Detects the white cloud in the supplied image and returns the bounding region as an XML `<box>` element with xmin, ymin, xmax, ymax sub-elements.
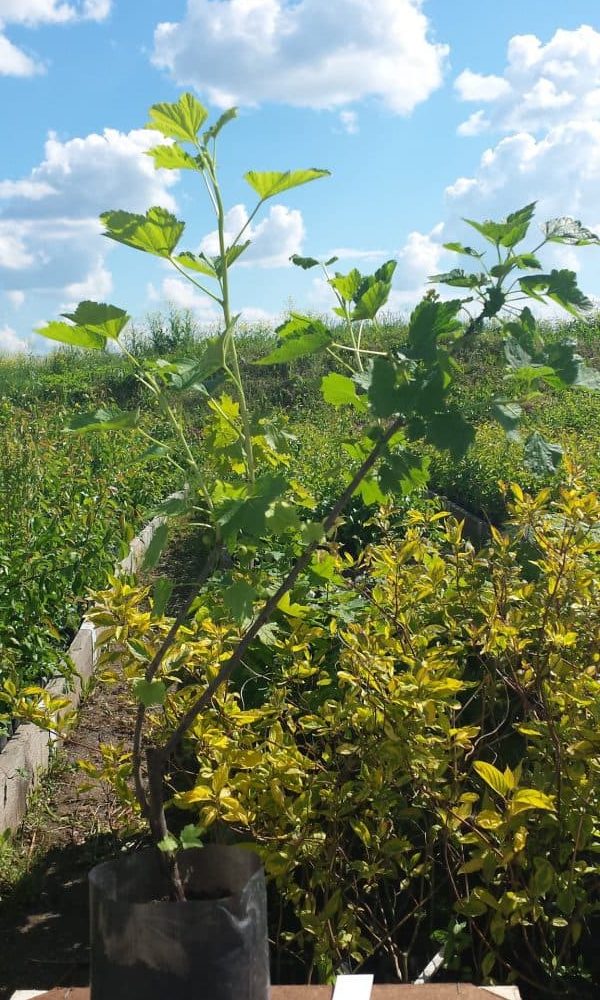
<box><xmin>152</xmin><ymin>0</ymin><xmax>448</xmax><ymax>114</ymax></box>
<box><xmin>6</xmin><ymin>289</ymin><xmax>25</xmax><ymax>308</ymax></box>
<box><xmin>327</xmin><ymin>247</ymin><xmax>388</xmax><ymax>262</ymax></box>
<box><xmin>0</xmin><ymin>0</ymin><xmax>111</xmax><ymax>76</ymax></box>
<box><xmin>0</xmin><ymin>127</ymin><xmax>177</xmax><ymax>309</ymax></box>
<box><xmin>339</xmin><ymin>110</ymin><xmax>359</xmax><ymax>135</ymax></box>
<box><xmin>200</xmin><ymin>203</ymin><xmax>306</xmax><ymax>268</ymax></box>
<box><xmin>0</xmin><ymin>324</ymin><xmax>29</xmax><ymax>353</ymax></box>
<box><xmin>455</xmin><ymin>69</ymin><xmax>511</xmax><ymax>103</ymax></box>
<box><xmin>0</xmin><ymin>32</ymin><xmax>41</xmax><ymax>75</ymax></box>
<box><xmin>455</xmin><ymin>25</ymin><xmax>600</xmax><ymax>135</ymax></box>
<box><xmin>0</xmin><ymin>1</ymin><xmax>111</xmax><ymax>26</ymax></box>
<box><xmin>457</xmin><ymin>110</ymin><xmax>489</xmax><ymax>137</ymax></box>
<box><xmin>159</xmin><ymin>277</ymin><xmax>220</xmax><ymax>320</ymax></box>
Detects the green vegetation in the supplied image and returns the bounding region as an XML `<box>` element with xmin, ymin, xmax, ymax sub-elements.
<box><xmin>2</xmin><ymin>92</ymin><xmax>600</xmax><ymax>999</ymax></box>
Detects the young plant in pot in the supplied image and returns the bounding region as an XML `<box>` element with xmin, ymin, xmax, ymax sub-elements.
<box><xmin>14</xmin><ymin>91</ymin><xmax>600</xmax><ymax>996</ymax></box>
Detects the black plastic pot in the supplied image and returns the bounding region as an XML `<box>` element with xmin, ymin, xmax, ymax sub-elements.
<box><xmin>89</xmin><ymin>844</ymin><xmax>270</xmax><ymax>1000</ymax></box>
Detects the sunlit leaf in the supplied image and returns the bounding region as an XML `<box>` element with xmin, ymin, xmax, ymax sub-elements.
<box><xmin>36</xmin><ymin>321</ymin><xmax>106</xmax><ymax>351</ymax></box>
<box><xmin>244</xmin><ymin>168</ymin><xmax>330</xmax><ymax>201</ymax></box>
<box><xmin>61</xmin><ymin>301</ymin><xmax>129</xmax><ymax>340</ymax></box>
<box><xmin>203</xmin><ymin>107</ymin><xmax>238</xmax><ymax>143</ymax></box>
<box><xmin>146</xmin><ymin>93</ymin><xmax>208</xmax><ymax>143</ymax></box>
<box><xmin>101</xmin><ymin>206</ymin><xmax>185</xmax><ymax>258</ymax></box>
<box><xmin>146</xmin><ymin>144</ymin><xmax>199</xmax><ymax>171</ymax></box>
<box><xmin>133</xmin><ymin>678</ymin><xmax>167</xmax><ymax>708</ymax></box>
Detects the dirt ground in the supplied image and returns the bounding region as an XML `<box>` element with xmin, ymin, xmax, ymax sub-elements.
<box><xmin>0</xmin><ymin>680</ymin><xmax>140</xmax><ymax>1000</ymax></box>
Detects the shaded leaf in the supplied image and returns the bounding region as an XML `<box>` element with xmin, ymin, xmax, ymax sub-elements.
<box><xmin>255</xmin><ymin>315</ymin><xmax>331</xmax><ymax>365</ymax></box>
<box><xmin>290</xmin><ymin>254</ymin><xmax>321</xmax><ymax>270</ymax></box>
<box><xmin>368</xmin><ymin>357</ymin><xmax>402</xmax><ymax>417</ymax></box>
<box><xmin>142</xmin><ymin>522</ymin><xmax>169</xmax><ymax>572</ymax></box>
<box><xmin>203</xmin><ymin>107</ymin><xmax>238</xmax><ymax>143</ymax></box>
<box><xmin>67</xmin><ymin>408</ymin><xmax>140</xmax><ymax>434</ymax></box>
<box><xmin>424</xmin><ymin>408</ymin><xmax>475</xmax><ymax>459</ymax></box>
<box><xmin>429</xmin><ymin>269</ymin><xmax>486</xmax><ymax>289</ymax></box>
<box><xmin>223</xmin><ymin>580</ymin><xmax>256</xmax><ymax>623</ymax></box>
<box><xmin>133</xmin><ymin>678</ymin><xmax>167</xmax><ymax>708</ymax></box>
<box><xmin>408</xmin><ymin>298</ymin><xmax>462</xmax><ymax>362</ymax></box>
<box><xmin>174</xmin><ymin>251</ymin><xmax>218</xmax><ymax>278</ymax></box>
<box><xmin>524</xmin><ymin>432</ymin><xmax>563</xmax><ymax>474</ymax></box>
<box><xmin>152</xmin><ymin>578</ymin><xmax>173</xmax><ymax>618</ymax></box>
<box><xmin>492</xmin><ymin>400</ymin><xmax>522</xmax><ymax>442</ymax></box>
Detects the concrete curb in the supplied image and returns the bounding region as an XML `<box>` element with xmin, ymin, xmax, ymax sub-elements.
<box><xmin>0</xmin><ymin>510</ymin><xmax>167</xmax><ymax>835</ymax></box>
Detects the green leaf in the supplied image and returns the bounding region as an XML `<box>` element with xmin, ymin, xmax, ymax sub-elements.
<box><xmin>101</xmin><ymin>206</ymin><xmax>185</xmax><ymax>258</ymax></box>
<box><xmin>545</xmin><ymin>341</ymin><xmax>581</xmax><ymax>385</ymax></box>
<box><xmin>61</xmin><ymin>301</ymin><xmax>129</xmax><ymax>340</ymax></box>
<box><xmin>244</xmin><ymin>168</ymin><xmax>330</xmax><ymax>201</ymax></box>
<box><xmin>188</xmin><ymin>333</ymin><xmax>226</xmax><ymax>386</ymax></box>
<box><xmin>203</xmin><ymin>107</ymin><xmax>238</xmax><ymax>143</ymax></box>
<box><xmin>142</xmin><ymin>522</ymin><xmax>169</xmax><ymax>572</ymax></box>
<box><xmin>152</xmin><ymin>577</ymin><xmax>173</xmax><ymax>618</ymax></box>
<box><xmin>443</xmin><ymin>242</ymin><xmax>484</xmax><ymax>259</ymax></box>
<box><xmin>223</xmin><ymin>580</ymin><xmax>256</xmax><ymax>623</ymax></box>
<box><xmin>519</xmin><ymin>270</ymin><xmax>592</xmax><ymax>315</ymax></box>
<box><xmin>464</xmin><ymin>202</ymin><xmax>536</xmax><ymax>248</ymax></box>
<box><xmin>352</xmin><ymin>280</ymin><xmax>391</xmax><ymax>320</ymax></box>
<box><xmin>321</xmin><ymin>372</ymin><xmax>365</xmax><ymax>410</ymax></box>
<box><xmin>174</xmin><ymin>251</ymin><xmax>218</xmax><ymax>278</ymax></box>
<box><xmin>146</xmin><ymin>144</ymin><xmax>199</xmax><ymax>171</ymax></box>
<box><xmin>329</xmin><ymin>269</ymin><xmax>362</xmax><ymax>302</ymax></box>
<box><xmin>66</xmin><ymin>408</ymin><xmax>140</xmax><ymax>434</ymax></box>
<box><xmin>544</xmin><ymin>217</ymin><xmax>600</xmax><ymax>246</ymax></box>
<box><xmin>504</xmin><ymin>337</ymin><xmax>532</xmax><ymax>370</ymax></box>
<box><xmin>215</xmin><ymin>241</ymin><xmax>251</xmax><ymax>276</ymax></box>
<box><xmin>290</xmin><ymin>254</ymin><xmax>321</xmax><ymax>270</ymax></box>
<box><xmin>524</xmin><ymin>432</ymin><xmax>563</xmax><ymax>474</ymax></box>
<box><xmin>255</xmin><ymin>315</ymin><xmax>331</xmax><ymax>365</ymax></box>
<box><xmin>424</xmin><ymin>408</ymin><xmax>475</xmax><ymax>459</ymax></box>
<box><xmin>492</xmin><ymin>400</ymin><xmax>522</xmax><ymax>442</ymax></box>
<box><xmin>408</xmin><ymin>299</ymin><xmax>462</xmax><ymax>362</ymax></box>
<box><xmin>429</xmin><ymin>269</ymin><xmax>486</xmax><ymax>289</ymax></box>
<box><xmin>36</xmin><ymin>320</ymin><xmax>106</xmax><ymax>351</ymax></box>
<box><xmin>133</xmin><ymin>678</ymin><xmax>167</xmax><ymax>708</ymax></box>
<box><xmin>180</xmin><ymin>824</ymin><xmax>205</xmax><ymax>848</ymax></box>
<box><xmin>217</xmin><ymin>474</ymin><xmax>288</xmax><ymax>541</ymax></box>
<box><xmin>368</xmin><ymin>357</ymin><xmax>402</xmax><ymax>417</ymax></box>
<box><xmin>146</xmin><ymin>93</ymin><xmax>208</xmax><ymax>143</ymax></box>
<box><xmin>379</xmin><ymin>451</ymin><xmax>430</xmax><ymax>496</ymax></box>
<box><xmin>511</xmin><ymin>788</ymin><xmax>556</xmax><ymax>813</ymax></box>
<box><xmin>473</xmin><ymin>761</ymin><xmax>513</xmax><ymax>797</ymax></box>
<box><xmin>157</xmin><ymin>833</ymin><xmax>179</xmax><ymax>853</ymax></box>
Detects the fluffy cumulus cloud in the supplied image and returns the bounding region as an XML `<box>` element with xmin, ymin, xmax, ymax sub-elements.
<box><xmin>446</xmin><ymin>25</ymin><xmax>600</xmax><ymax>299</ymax></box>
<box><xmin>0</xmin><ymin>324</ymin><xmax>29</xmax><ymax>353</ymax></box>
<box><xmin>0</xmin><ymin>127</ymin><xmax>177</xmax><ymax>318</ymax></box>
<box><xmin>200</xmin><ymin>203</ymin><xmax>306</xmax><ymax>267</ymax></box>
<box><xmin>152</xmin><ymin>0</ymin><xmax>448</xmax><ymax>114</ymax></box>
<box><xmin>0</xmin><ymin>0</ymin><xmax>111</xmax><ymax>76</ymax></box>
<box><xmin>455</xmin><ymin>24</ymin><xmax>600</xmax><ymax>136</ymax></box>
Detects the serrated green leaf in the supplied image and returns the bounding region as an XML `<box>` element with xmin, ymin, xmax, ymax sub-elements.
<box><xmin>101</xmin><ymin>206</ymin><xmax>185</xmax><ymax>258</ymax></box>
<box><xmin>146</xmin><ymin>144</ymin><xmax>199</xmax><ymax>171</ymax></box>
<box><xmin>329</xmin><ymin>269</ymin><xmax>362</xmax><ymax>302</ymax></box>
<box><xmin>379</xmin><ymin>451</ymin><xmax>430</xmax><ymax>495</ymax></box>
<box><xmin>174</xmin><ymin>251</ymin><xmax>218</xmax><ymax>278</ymax></box>
<box><xmin>443</xmin><ymin>242</ymin><xmax>484</xmax><ymax>259</ymax></box>
<box><xmin>66</xmin><ymin>408</ymin><xmax>139</xmax><ymax>433</ymax></box>
<box><xmin>424</xmin><ymin>408</ymin><xmax>475</xmax><ymax>459</ymax></box>
<box><xmin>142</xmin><ymin>522</ymin><xmax>169</xmax><ymax>571</ymax></box>
<box><xmin>544</xmin><ymin>216</ymin><xmax>600</xmax><ymax>246</ymax></box>
<box><xmin>352</xmin><ymin>280</ymin><xmax>391</xmax><ymax>320</ymax></box>
<box><xmin>464</xmin><ymin>202</ymin><xmax>536</xmax><ymax>248</ymax></box>
<box><xmin>180</xmin><ymin>824</ymin><xmax>205</xmax><ymax>848</ymax></box>
<box><xmin>244</xmin><ymin>168</ymin><xmax>330</xmax><ymax>201</ymax></box>
<box><xmin>504</xmin><ymin>337</ymin><xmax>533</xmax><ymax>370</ymax></box>
<box><xmin>519</xmin><ymin>270</ymin><xmax>592</xmax><ymax>315</ymax></box>
<box><xmin>255</xmin><ymin>315</ymin><xmax>331</xmax><ymax>365</ymax></box>
<box><xmin>157</xmin><ymin>833</ymin><xmax>179</xmax><ymax>853</ymax></box>
<box><xmin>223</xmin><ymin>579</ymin><xmax>256</xmax><ymax>623</ymax></box>
<box><xmin>524</xmin><ymin>432</ymin><xmax>563</xmax><ymax>474</ymax></box>
<box><xmin>133</xmin><ymin>678</ymin><xmax>167</xmax><ymax>708</ymax></box>
<box><xmin>321</xmin><ymin>372</ymin><xmax>365</xmax><ymax>410</ymax></box>
<box><xmin>492</xmin><ymin>400</ymin><xmax>522</xmax><ymax>442</ymax></box>
<box><xmin>146</xmin><ymin>93</ymin><xmax>208</xmax><ymax>143</ymax></box>
<box><xmin>429</xmin><ymin>269</ymin><xmax>486</xmax><ymax>289</ymax></box>
<box><xmin>215</xmin><ymin>241</ymin><xmax>251</xmax><ymax>276</ymax></box>
<box><xmin>408</xmin><ymin>299</ymin><xmax>462</xmax><ymax>362</ymax></box>
<box><xmin>203</xmin><ymin>107</ymin><xmax>238</xmax><ymax>143</ymax></box>
<box><xmin>290</xmin><ymin>254</ymin><xmax>321</xmax><ymax>270</ymax></box>
<box><xmin>36</xmin><ymin>320</ymin><xmax>106</xmax><ymax>351</ymax></box>
<box><xmin>368</xmin><ymin>357</ymin><xmax>402</xmax><ymax>418</ymax></box>
<box><xmin>61</xmin><ymin>301</ymin><xmax>129</xmax><ymax>340</ymax></box>
<box><xmin>217</xmin><ymin>474</ymin><xmax>287</xmax><ymax>541</ymax></box>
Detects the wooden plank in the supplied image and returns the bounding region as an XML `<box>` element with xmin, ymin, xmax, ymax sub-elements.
<box><xmin>28</xmin><ymin>984</ymin><xmax>521</xmax><ymax>999</ymax></box>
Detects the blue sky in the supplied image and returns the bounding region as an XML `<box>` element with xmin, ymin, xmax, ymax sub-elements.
<box><xmin>1</xmin><ymin>0</ymin><xmax>600</xmax><ymax>352</ymax></box>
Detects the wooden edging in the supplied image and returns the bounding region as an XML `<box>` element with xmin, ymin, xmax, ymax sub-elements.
<box><xmin>0</xmin><ymin>510</ymin><xmax>168</xmax><ymax>835</ymax></box>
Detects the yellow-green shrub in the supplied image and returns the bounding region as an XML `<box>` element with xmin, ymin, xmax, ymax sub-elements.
<box><xmin>80</xmin><ymin>472</ymin><xmax>600</xmax><ymax>993</ymax></box>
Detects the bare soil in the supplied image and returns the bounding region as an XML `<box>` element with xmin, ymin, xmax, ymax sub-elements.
<box><xmin>0</xmin><ymin>679</ymin><xmax>141</xmax><ymax>999</ymax></box>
